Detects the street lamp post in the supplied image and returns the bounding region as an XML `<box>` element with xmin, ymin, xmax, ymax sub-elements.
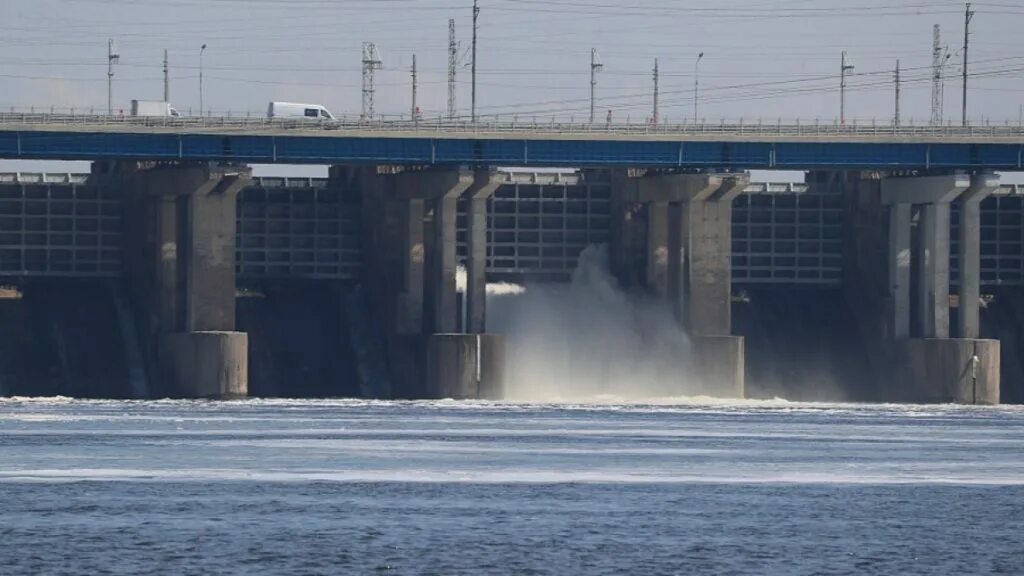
<box><xmin>840</xmin><ymin>51</ymin><xmax>855</xmax><ymax>125</ymax></box>
<box><xmin>107</xmin><ymin>39</ymin><xmax>120</xmax><ymax>116</ymax></box>
<box><xmin>590</xmin><ymin>48</ymin><xmax>603</xmax><ymax>123</ymax></box>
<box><xmin>693</xmin><ymin>52</ymin><xmax>704</xmax><ymax>123</ymax></box>
<box><xmin>199</xmin><ymin>44</ymin><xmax>207</xmax><ymax>117</ymax></box>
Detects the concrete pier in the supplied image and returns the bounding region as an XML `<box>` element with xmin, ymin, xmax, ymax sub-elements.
<box><xmin>359</xmin><ymin>166</ymin><xmax>505</xmax><ymax>399</ymax></box>
<box><xmin>426</xmin><ymin>333</ymin><xmax>506</xmax><ymax>399</ymax></box>
<box><xmin>613</xmin><ymin>171</ymin><xmax>748</xmax><ymax>398</ymax></box>
<box><xmin>844</xmin><ymin>171</ymin><xmax>1001</xmax><ymax>404</ymax></box>
<box><xmin>881</xmin><ymin>173</ymin><xmax>968</xmax><ymax>339</ymax></box>
<box><xmin>120</xmin><ymin>163</ymin><xmax>251</xmax><ymax>399</ymax></box>
<box><xmin>897</xmin><ymin>338</ymin><xmax>1000</xmax><ymax>404</ymax></box>
<box><xmin>958</xmin><ymin>173</ymin><xmax>1000</xmax><ymax>339</ymax></box>
<box><xmin>465</xmin><ymin>170</ymin><xmax>503</xmax><ymax>335</ymax></box>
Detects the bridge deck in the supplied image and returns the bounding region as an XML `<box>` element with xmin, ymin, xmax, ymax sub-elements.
<box><xmin>1</xmin><ymin>115</ymin><xmax>1023</xmax><ymax>169</ymax></box>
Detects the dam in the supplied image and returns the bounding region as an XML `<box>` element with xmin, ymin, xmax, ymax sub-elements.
<box><xmin>0</xmin><ymin>162</ymin><xmax>1021</xmax><ymax>404</ymax></box>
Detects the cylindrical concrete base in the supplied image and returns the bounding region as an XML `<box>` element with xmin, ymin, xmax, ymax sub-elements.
<box><xmin>895</xmin><ymin>338</ymin><xmax>1000</xmax><ymax>404</ymax></box>
<box><xmin>692</xmin><ymin>335</ymin><xmax>745</xmax><ymax>399</ymax></box>
<box><xmin>425</xmin><ymin>333</ymin><xmax>506</xmax><ymax>400</ymax></box>
<box><xmin>161</xmin><ymin>331</ymin><xmax>248</xmax><ymax>399</ymax></box>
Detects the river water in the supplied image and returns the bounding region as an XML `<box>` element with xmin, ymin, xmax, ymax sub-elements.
<box><xmin>1</xmin><ymin>398</ymin><xmax>1023</xmax><ymax>575</ymax></box>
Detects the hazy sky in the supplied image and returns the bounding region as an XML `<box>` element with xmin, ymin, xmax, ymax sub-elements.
<box><xmin>1</xmin><ymin>0</ymin><xmax>1022</xmax><ymax>176</ymax></box>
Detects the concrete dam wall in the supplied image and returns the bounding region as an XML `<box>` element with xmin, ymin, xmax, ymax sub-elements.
<box><xmin>0</xmin><ymin>166</ymin><xmax>1022</xmax><ymax>403</ymax></box>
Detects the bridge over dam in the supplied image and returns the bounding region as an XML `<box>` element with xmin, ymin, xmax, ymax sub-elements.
<box><xmin>1</xmin><ymin>115</ymin><xmax>1024</xmax><ymax>404</ymax></box>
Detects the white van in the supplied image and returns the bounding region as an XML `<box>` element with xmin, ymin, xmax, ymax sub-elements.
<box><xmin>267</xmin><ymin>102</ymin><xmax>335</xmax><ymax>120</ymax></box>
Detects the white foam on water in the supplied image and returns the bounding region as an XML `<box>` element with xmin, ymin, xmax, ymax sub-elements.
<box><xmin>3</xmin><ymin>467</ymin><xmax>1023</xmax><ymax>486</ymax></box>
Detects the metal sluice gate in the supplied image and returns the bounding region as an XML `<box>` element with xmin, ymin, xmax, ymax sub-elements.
<box><xmin>0</xmin><ymin>172</ymin><xmax>1022</xmax><ymax>287</ymax></box>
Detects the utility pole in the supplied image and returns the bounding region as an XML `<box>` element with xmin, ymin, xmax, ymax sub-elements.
<box><xmin>652</xmin><ymin>58</ymin><xmax>659</xmax><ymax>125</ymax></box>
<box><xmin>199</xmin><ymin>44</ymin><xmax>207</xmax><ymax>117</ymax></box>
<box><xmin>448</xmin><ymin>19</ymin><xmax>457</xmax><ymax>120</ymax></box>
<box><xmin>589</xmin><ymin>48</ymin><xmax>603</xmax><ymax>123</ymax></box>
<box><xmin>107</xmin><ymin>39</ymin><xmax>119</xmax><ymax>116</ymax></box>
<box><xmin>471</xmin><ymin>0</ymin><xmax>479</xmax><ymax>122</ymax></box>
<box><xmin>693</xmin><ymin>52</ymin><xmax>704</xmax><ymax>123</ymax></box>
<box><xmin>931</xmin><ymin>25</ymin><xmax>943</xmax><ymax>126</ymax></box>
<box><xmin>840</xmin><ymin>51</ymin><xmax>854</xmax><ymax>125</ymax></box>
<box><xmin>411</xmin><ymin>54</ymin><xmax>418</xmax><ymax>121</ymax></box>
<box><xmin>163</xmin><ymin>49</ymin><xmax>170</xmax><ymax>103</ymax></box>
<box><xmin>962</xmin><ymin>2</ymin><xmax>974</xmax><ymax>126</ymax></box>
<box><xmin>894</xmin><ymin>59</ymin><xmax>901</xmax><ymax>127</ymax></box>
<box><xmin>361</xmin><ymin>42</ymin><xmax>382</xmax><ymax>121</ymax></box>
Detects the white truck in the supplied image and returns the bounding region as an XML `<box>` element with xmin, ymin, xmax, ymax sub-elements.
<box><xmin>131</xmin><ymin>100</ymin><xmax>180</xmax><ymax>117</ymax></box>
<box><xmin>267</xmin><ymin>101</ymin><xmax>335</xmax><ymax>120</ymax></box>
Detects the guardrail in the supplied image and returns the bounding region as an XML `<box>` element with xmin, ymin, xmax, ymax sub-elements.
<box><xmin>2</xmin><ymin>113</ymin><xmax>1024</xmax><ymax>140</ymax></box>
<box><xmin>6</xmin><ymin>172</ymin><xmax>1021</xmax><ymax>195</ymax></box>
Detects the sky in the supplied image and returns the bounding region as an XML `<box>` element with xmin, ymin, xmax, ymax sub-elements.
<box><xmin>1</xmin><ymin>0</ymin><xmax>1022</xmax><ymax>176</ymax></box>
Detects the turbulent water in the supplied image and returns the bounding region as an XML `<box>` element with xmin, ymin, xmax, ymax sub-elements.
<box><xmin>2</xmin><ymin>398</ymin><xmax>1023</xmax><ymax>575</ymax></box>
<box><xmin>488</xmin><ymin>246</ymin><xmax>705</xmax><ymax>401</ymax></box>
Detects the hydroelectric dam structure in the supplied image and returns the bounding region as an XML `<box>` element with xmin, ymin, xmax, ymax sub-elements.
<box><xmin>2</xmin><ymin>114</ymin><xmax>1024</xmax><ymax>403</ymax></box>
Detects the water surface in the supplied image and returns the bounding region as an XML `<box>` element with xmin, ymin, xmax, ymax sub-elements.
<box><xmin>1</xmin><ymin>398</ymin><xmax>1022</xmax><ymax>574</ymax></box>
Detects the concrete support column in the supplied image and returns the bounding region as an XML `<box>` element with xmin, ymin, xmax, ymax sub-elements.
<box><xmin>397</xmin><ymin>198</ymin><xmax>426</xmax><ymax>335</ymax></box>
<box><xmin>887</xmin><ymin>202</ymin><xmax>912</xmax><ymax>340</ymax></box>
<box><xmin>123</xmin><ymin>163</ymin><xmax>252</xmax><ymax>399</ymax></box>
<box><xmin>186</xmin><ymin>173</ymin><xmax>247</xmax><ymax>332</ymax></box>
<box><xmin>684</xmin><ymin>177</ymin><xmax>746</xmax><ymax>337</ymax></box>
<box><xmin>881</xmin><ymin>173</ymin><xmax>968</xmax><ymax>338</ymax></box>
<box><xmin>873</xmin><ymin>172</ymin><xmax>1000</xmax><ymax>404</ymax></box>
<box><xmin>898</xmin><ymin>338</ymin><xmax>1000</xmax><ymax>404</ymax></box>
<box><xmin>958</xmin><ymin>173</ymin><xmax>1000</xmax><ymax>339</ymax></box>
<box><xmin>432</xmin><ymin>193</ymin><xmax>459</xmax><ymax>333</ymax></box>
<box><xmin>615</xmin><ymin>172</ymin><xmax>748</xmax><ymax>398</ymax></box>
<box><xmin>465</xmin><ymin>170</ymin><xmax>502</xmax><ymax>334</ymax></box>
<box><xmin>373</xmin><ymin>168</ymin><xmax>505</xmax><ymax>399</ymax></box>
<box><xmin>426</xmin><ymin>334</ymin><xmax>505</xmax><ymax>399</ymax></box>
<box><xmin>156</xmin><ymin>194</ymin><xmax>181</xmax><ymax>332</ymax></box>
<box><xmin>916</xmin><ymin>202</ymin><xmax>952</xmax><ymax>338</ymax></box>
<box><xmin>646</xmin><ymin>201</ymin><xmax>670</xmax><ymax>298</ymax></box>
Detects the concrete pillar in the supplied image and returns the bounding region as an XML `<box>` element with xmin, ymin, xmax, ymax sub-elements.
<box><xmin>432</xmin><ymin>193</ymin><xmax>459</xmax><ymax>333</ymax></box>
<box><xmin>609</xmin><ymin>170</ymin><xmax>645</xmax><ymax>289</ymax></box>
<box><xmin>372</xmin><ymin>168</ymin><xmax>507</xmax><ymax>400</ymax></box>
<box><xmin>692</xmin><ymin>335</ymin><xmax>745</xmax><ymax>398</ymax></box>
<box><xmin>685</xmin><ymin>176</ymin><xmax>746</xmax><ymax>336</ymax></box>
<box><xmin>615</xmin><ymin>172</ymin><xmax>748</xmax><ymax>397</ymax></box>
<box><xmin>871</xmin><ymin>173</ymin><xmax>1000</xmax><ymax>404</ymax></box>
<box><xmin>161</xmin><ymin>332</ymin><xmax>248</xmax><ymax>399</ymax></box>
<box><xmin>186</xmin><ymin>173</ymin><xmax>247</xmax><ymax>332</ymax></box>
<box><xmin>465</xmin><ymin>170</ymin><xmax>502</xmax><ymax>334</ymax></box>
<box><xmin>887</xmin><ymin>203</ymin><xmax>912</xmax><ymax>340</ymax></box>
<box><xmin>425</xmin><ymin>333</ymin><xmax>505</xmax><ymax>400</ymax></box>
<box><xmin>881</xmin><ymin>173</ymin><xmax>968</xmax><ymax>338</ymax></box>
<box><xmin>647</xmin><ymin>201</ymin><xmax>670</xmax><ymax>298</ymax></box>
<box><xmin>958</xmin><ymin>173</ymin><xmax>1000</xmax><ymax>339</ymax></box>
<box><xmin>916</xmin><ymin>202</ymin><xmax>952</xmax><ymax>338</ymax></box>
<box><xmin>391</xmin><ymin>169</ymin><xmax>472</xmax><ymax>334</ymax></box>
<box><xmin>896</xmin><ymin>338</ymin><xmax>1000</xmax><ymax>404</ymax></box>
<box><xmin>123</xmin><ymin>163</ymin><xmax>252</xmax><ymax>399</ymax></box>
<box><xmin>397</xmin><ymin>198</ymin><xmax>426</xmax><ymax>335</ymax></box>
<box><xmin>156</xmin><ymin>194</ymin><xmax>181</xmax><ymax>332</ymax></box>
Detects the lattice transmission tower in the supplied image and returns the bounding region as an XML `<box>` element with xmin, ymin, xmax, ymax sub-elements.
<box><xmin>361</xmin><ymin>42</ymin><xmax>382</xmax><ymax>121</ymax></box>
